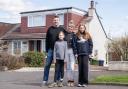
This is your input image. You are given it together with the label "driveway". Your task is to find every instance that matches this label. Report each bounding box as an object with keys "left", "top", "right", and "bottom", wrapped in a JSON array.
[{"left": 0, "top": 68, "right": 128, "bottom": 89}]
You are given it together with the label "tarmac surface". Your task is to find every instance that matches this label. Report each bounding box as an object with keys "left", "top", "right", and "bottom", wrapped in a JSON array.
[{"left": 0, "top": 66, "right": 128, "bottom": 89}]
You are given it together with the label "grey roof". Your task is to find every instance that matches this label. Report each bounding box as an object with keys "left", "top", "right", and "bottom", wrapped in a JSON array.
[
  {"left": 20, "top": 7, "right": 87, "bottom": 14},
  {"left": 2, "top": 33, "right": 46, "bottom": 40}
]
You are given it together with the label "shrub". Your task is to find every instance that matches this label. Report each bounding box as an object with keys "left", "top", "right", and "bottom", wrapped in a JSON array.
[
  {"left": 23, "top": 51, "right": 45, "bottom": 67},
  {"left": 0, "top": 53, "right": 25, "bottom": 70},
  {"left": 90, "top": 58, "right": 99, "bottom": 65}
]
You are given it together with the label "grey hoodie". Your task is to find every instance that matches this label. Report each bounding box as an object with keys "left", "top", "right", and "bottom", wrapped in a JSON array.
[{"left": 53, "top": 40, "right": 68, "bottom": 62}]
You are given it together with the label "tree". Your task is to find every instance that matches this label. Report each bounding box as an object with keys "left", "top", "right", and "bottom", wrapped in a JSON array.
[{"left": 107, "top": 34, "right": 128, "bottom": 61}]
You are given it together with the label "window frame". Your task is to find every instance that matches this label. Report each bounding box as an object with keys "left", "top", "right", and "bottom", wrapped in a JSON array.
[{"left": 28, "top": 15, "right": 46, "bottom": 27}]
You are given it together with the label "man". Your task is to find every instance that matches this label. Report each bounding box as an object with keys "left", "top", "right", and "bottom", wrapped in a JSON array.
[{"left": 42, "top": 15, "right": 66, "bottom": 85}]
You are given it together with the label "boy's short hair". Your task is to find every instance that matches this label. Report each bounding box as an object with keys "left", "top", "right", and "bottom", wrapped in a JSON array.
[{"left": 54, "top": 15, "right": 59, "bottom": 18}]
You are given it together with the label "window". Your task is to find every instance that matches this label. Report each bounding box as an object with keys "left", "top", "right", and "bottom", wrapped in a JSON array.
[
  {"left": 28, "top": 15, "right": 46, "bottom": 27},
  {"left": 58, "top": 14, "right": 64, "bottom": 25},
  {"left": 13, "top": 41, "right": 21, "bottom": 55},
  {"left": 22, "top": 41, "right": 28, "bottom": 54}
]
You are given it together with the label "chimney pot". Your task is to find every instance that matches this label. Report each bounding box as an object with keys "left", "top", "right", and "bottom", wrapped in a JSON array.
[{"left": 91, "top": 0, "right": 94, "bottom": 8}]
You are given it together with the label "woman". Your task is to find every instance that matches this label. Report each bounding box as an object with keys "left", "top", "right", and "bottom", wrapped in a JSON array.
[
  {"left": 65, "top": 20, "right": 77, "bottom": 87},
  {"left": 75, "top": 23, "right": 93, "bottom": 87}
]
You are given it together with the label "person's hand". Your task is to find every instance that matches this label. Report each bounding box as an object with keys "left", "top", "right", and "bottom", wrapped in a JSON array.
[
  {"left": 64, "top": 63, "right": 67, "bottom": 71},
  {"left": 89, "top": 54, "right": 93, "bottom": 62},
  {"left": 74, "top": 63, "right": 77, "bottom": 70},
  {"left": 53, "top": 59, "right": 56, "bottom": 64},
  {"left": 75, "top": 54, "right": 78, "bottom": 58},
  {"left": 89, "top": 54, "right": 93, "bottom": 58}
]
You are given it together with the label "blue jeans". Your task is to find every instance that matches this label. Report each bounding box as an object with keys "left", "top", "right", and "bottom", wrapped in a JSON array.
[{"left": 43, "top": 49, "right": 53, "bottom": 81}]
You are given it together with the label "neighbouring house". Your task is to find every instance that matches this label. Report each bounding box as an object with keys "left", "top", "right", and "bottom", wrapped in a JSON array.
[
  {"left": 0, "top": 22, "right": 20, "bottom": 53},
  {"left": 1, "top": 1, "right": 109, "bottom": 66}
]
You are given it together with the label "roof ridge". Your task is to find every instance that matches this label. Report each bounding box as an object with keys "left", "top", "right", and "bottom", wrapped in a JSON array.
[{"left": 20, "top": 7, "right": 87, "bottom": 14}]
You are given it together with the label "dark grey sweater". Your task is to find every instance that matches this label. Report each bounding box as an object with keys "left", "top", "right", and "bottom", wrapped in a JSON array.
[{"left": 53, "top": 40, "right": 68, "bottom": 61}]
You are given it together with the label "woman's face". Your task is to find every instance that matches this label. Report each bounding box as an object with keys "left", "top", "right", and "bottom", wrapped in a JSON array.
[
  {"left": 59, "top": 32, "right": 65, "bottom": 40},
  {"left": 79, "top": 25, "right": 85, "bottom": 33}
]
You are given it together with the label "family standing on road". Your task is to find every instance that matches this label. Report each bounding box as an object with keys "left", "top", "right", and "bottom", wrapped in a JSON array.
[{"left": 42, "top": 15, "right": 93, "bottom": 88}]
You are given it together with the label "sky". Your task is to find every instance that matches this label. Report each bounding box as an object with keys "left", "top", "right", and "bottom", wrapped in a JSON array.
[{"left": 0, "top": 0, "right": 128, "bottom": 37}]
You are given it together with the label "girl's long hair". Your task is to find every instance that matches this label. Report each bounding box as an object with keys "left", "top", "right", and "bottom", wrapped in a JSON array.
[{"left": 76, "top": 23, "right": 92, "bottom": 40}]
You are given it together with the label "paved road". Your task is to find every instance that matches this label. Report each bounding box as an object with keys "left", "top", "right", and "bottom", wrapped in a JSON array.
[{"left": 0, "top": 70, "right": 128, "bottom": 89}]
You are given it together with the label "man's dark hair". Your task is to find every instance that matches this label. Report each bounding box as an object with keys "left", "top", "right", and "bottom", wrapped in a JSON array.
[{"left": 54, "top": 15, "right": 59, "bottom": 18}]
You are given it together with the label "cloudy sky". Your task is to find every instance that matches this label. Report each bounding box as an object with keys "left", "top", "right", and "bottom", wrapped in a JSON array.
[{"left": 0, "top": 0, "right": 128, "bottom": 37}]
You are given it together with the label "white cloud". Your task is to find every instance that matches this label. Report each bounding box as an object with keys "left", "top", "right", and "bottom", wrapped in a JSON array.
[
  {"left": 0, "top": 0, "right": 48, "bottom": 23},
  {"left": 126, "top": 16, "right": 128, "bottom": 20},
  {"left": 0, "top": 0, "right": 47, "bottom": 14}
]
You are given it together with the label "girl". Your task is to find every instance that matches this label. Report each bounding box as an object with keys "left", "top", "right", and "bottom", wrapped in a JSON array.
[
  {"left": 76, "top": 23, "right": 93, "bottom": 87},
  {"left": 65, "top": 20, "right": 77, "bottom": 87},
  {"left": 48, "top": 31, "right": 67, "bottom": 88}
]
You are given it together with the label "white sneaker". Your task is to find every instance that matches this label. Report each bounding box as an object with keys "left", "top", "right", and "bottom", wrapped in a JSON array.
[
  {"left": 60, "top": 78, "right": 63, "bottom": 82},
  {"left": 77, "top": 84, "right": 82, "bottom": 87},
  {"left": 82, "top": 84, "right": 87, "bottom": 87},
  {"left": 41, "top": 81, "right": 47, "bottom": 86}
]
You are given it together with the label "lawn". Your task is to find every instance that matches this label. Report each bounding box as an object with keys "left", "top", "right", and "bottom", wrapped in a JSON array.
[{"left": 91, "top": 75, "right": 128, "bottom": 85}]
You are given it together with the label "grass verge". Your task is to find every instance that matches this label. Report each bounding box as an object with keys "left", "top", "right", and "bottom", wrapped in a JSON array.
[{"left": 90, "top": 75, "right": 128, "bottom": 85}]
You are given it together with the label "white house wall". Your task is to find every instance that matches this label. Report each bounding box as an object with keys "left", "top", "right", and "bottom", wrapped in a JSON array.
[
  {"left": 41, "top": 39, "right": 46, "bottom": 52},
  {"left": 88, "top": 10, "right": 107, "bottom": 65}
]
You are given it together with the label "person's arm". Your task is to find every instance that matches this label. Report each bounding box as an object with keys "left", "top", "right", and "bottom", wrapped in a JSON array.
[
  {"left": 64, "top": 42, "right": 68, "bottom": 63},
  {"left": 88, "top": 38, "right": 93, "bottom": 55},
  {"left": 45, "top": 28, "right": 50, "bottom": 52},
  {"left": 72, "top": 34, "right": 77, "bottom": 55},
  {"left": 53, "top": 42, "right": 57, "bottom": 63}
]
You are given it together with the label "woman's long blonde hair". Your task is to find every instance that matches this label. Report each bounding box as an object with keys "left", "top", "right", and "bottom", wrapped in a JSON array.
[{"left": 76, "top": 23, "right": 92, "bottom": 40}]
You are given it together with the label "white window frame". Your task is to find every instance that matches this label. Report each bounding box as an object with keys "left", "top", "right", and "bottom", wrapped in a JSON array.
[
  {"left": 28, "top": 15, "right": 46, "bottom": 27},
  {"left": 12, "top": 40, "right": 21, "bottom": 55},
  {"left": 57, "top": 14, "right": 64, "bottom": 25}
]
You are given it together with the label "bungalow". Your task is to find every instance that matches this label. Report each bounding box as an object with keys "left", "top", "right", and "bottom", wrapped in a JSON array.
[{"left": 1, "top": 1, "right": 109, "bottom": 66}]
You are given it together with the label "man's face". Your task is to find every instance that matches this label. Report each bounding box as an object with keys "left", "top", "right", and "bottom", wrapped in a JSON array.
[{"left": 53, "top": 17, "right": 59, "bottom": 27}]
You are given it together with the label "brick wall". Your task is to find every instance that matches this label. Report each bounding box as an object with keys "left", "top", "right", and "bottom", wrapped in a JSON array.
[{"left": 21, "top": 12, "right": 85, "bottom": 33}]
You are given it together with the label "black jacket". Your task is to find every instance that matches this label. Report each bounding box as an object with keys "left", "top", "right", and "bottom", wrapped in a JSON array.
[
  {"left": 64, "top": 32, "right": 77, "bottom": 54},
  {"left": 45, "top": 26, "right": 66, "bottom": 52},
  {"left": 76, "top": 37, "right": 93, "bottom": 55}
]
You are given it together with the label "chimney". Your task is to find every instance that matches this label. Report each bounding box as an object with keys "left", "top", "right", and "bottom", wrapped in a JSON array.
[
  {"left": 88, "top": 0, "right": 95, "bottom": 17},
  {"left": 90, "top": 0, "right": 94, "bottom": 8}
]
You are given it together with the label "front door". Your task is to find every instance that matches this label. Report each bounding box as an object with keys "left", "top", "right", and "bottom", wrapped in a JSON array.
[{"left": 29, "top": 40, "right": 41, "bottom": 52}]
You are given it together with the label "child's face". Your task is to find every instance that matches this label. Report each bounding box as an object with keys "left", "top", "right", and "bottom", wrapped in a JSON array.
[{"left": 59, "top": 32, "right": 64, "bottom": 40}]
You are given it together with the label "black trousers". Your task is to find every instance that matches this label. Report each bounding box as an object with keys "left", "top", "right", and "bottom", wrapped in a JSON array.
[
  {"left": 54, "top": 60, "right": 64, "bottom": 82},
  {"left": 78, "top": 55, "right": 89, "bottom": 84}
]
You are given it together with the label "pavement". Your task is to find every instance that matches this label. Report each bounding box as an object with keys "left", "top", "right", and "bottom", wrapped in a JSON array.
[{"left": 0, "top": 65, "right": 128, "bottom": 89}]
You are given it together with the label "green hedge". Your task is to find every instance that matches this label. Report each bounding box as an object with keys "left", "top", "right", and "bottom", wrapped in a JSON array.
[
  {"left": 90, "top": 59, "right": 99, "bottom": 65},
  {"left": 23, "top": 51, "right": 45, "bottom": 67}
]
